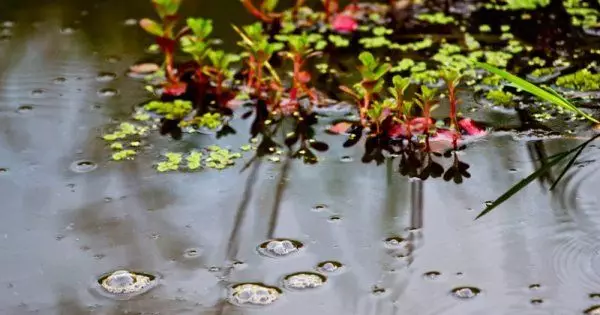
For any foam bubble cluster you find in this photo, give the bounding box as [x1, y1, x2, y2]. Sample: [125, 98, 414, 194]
[258, 239, 303, 257]
[99, 270, 156, 296]
[283, 272, 326, 290]
[230, 283, 281, 306]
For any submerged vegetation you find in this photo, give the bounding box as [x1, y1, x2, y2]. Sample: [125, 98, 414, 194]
[103, 0, 600, 216]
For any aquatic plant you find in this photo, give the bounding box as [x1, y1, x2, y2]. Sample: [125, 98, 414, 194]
[474, 65, 600, 219]
[139, 0, 189, 95]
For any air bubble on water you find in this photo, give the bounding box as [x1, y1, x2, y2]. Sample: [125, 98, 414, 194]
[232, 261, 247, 270]
[60, 27, 75, 34]
[70, 160, 97, 173]
[229, 283, 281, 306]
[328, 215, 342, 222]
[98, 88, 118, 97]
[96, 72, 117, 82]
[124, 19, 138, 26]
[0, 168, 8, 174]
[258, 239, 303, 258]
[2, 21, 14, 28]
[384, 236, 406, 249]
[590, 294, 600, 300]
[423, 271, 441, 280]
[585, 305, 600, 314]
[16, 105, 33, 113]
[529, 284, 541, 290]
[106, 56, 120, 63]
[484, 200, 493, 207]
[311, 204, 328, 212]
[282, 272, 326, 290]
[97, 270, 157, 299]
[183, 248, 201, 259]
[31, 89, 46, 97]
[451, 287, 481, 299]
[339, 156, 353, 163]
[371, 286, 387, 296]
[530, 299, 543, 305]
[208, 266, 221, 273]
[53, 77, 67, 84]
[316, 261, 343, 273]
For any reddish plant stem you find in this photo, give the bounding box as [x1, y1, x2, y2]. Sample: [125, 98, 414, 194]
[241, 0, 275, 23]
[447, 83, 459, 149]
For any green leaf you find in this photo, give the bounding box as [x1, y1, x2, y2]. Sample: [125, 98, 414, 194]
[475, 150, 572, 220]
[261, 0, 279, 12]
[187, 18, 213, 39]
[550, 134, 600, 190]
[139, 18, 163, 37]
[359, 52, 376, 70]
[474, 61, 599, 123]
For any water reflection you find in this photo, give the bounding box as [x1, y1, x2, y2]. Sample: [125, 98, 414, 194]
[3, 0, 600, 315]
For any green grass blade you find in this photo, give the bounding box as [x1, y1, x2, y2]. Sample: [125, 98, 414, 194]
[474, 151, 573, 220]
[549, 144, 586, 191]
[549, 134, 600, 190]
[474, 62, 599, 123]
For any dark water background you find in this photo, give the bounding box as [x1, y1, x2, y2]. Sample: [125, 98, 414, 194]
[2, 0, 600, 314]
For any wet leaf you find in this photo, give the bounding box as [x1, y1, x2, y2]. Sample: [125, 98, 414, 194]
[139, 18, 163, 37]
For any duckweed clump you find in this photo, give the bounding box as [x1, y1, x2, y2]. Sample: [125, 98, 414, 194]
[112, 149, 137, 161]
[556, 69, 600, 91]
[157, 152, 183, 172]
[144, 100, 192, 120]
[416, 12, 455, 25]
[486, 90, 515, 106]
[186, 151, 202, 170]
[206, 145, 242, 170]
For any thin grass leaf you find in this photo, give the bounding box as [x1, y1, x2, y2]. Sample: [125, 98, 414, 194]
[550, 134, 600, 190]
[475, 151, 573, 220]
[474, 62, 599, 123]
[549, 145, 586, 191]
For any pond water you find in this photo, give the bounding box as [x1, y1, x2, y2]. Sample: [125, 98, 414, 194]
[2, 0, 600, 314]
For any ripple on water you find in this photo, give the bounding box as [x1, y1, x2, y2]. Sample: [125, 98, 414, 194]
[551, 149, 600, 232]
[229, 283, 281, 306]
[70, 160, 97, 173]
[183, 248, 201, 259]
[451, 287, 481, 299]
[257, 239, 303, 258]
[96, 270, 157, 300]
[282, 272, 326, 290]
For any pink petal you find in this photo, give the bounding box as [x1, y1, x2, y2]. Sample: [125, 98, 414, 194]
[163, 82, 187, 96]
[328, 122, 352, 134]
[458, 118, 486, 136]
[332, 14, 358, 33]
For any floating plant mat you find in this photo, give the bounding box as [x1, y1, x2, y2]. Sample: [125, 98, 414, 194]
[4, 0, 600, 314]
